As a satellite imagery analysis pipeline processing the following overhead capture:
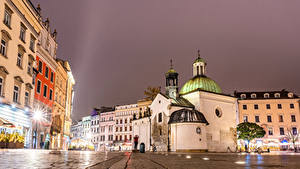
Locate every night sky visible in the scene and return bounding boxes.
[31,0,300,121]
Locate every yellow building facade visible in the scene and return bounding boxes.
[0,0,43,148]
[51,59,68,149]
[235,90,300,151]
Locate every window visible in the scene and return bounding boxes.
[25,91,29,106]
[159,128,162,135]
[13,86,19,103]
[291,115,296,122]
[215,108,222,117]
[0,77,3,96]
[266,104,270,109]
[129,135,132,140]
[158,113,162,122]
[116,127,118,132]
[251,93,256,98]
[120,119,122,124]
[130,126,132,131]
[255,116,260,123]
[267,115,272,122]
[254,104,258,109]
[268,127,273,135]
[280,127,284,135]
[125,119,127,124]
[274,93,280,98]
[27,60,32,75]
[242,105,247,110]
[120,127,122,132]
[115,136,118,141]
[292,127,297,135]
[290,104,294,109]
[243,115,248,122]
[36,80,41,93]
[30,35,35,51]
[4,7,12,27]
[116,120,118,124]
[50,72,54,83]
[125,135,127,141]
[43,85,47,97]
[49,89,53,100]
[264,93,270,98]
[17,52,23,67]
[125,127,127,131]
[20,23,26,42]
[120,135,122,141]
[240,94,246,99]
[279,115,283,122]
[0,39,7,56]
[277,104,282,109]
[45,66,49,78]
[38,61,43,73]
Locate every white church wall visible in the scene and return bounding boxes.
[182,91,238,152]
[133,118,150,151]
[171,123,207,151]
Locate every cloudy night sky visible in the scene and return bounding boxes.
[31,0,300,121]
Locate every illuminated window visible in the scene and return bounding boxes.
[274,93,280,98]
[251,94,256,98]
[243,115,248,122]
[279,115,283,122]
[268,127,273,135]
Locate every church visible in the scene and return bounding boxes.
[133,51,238,152]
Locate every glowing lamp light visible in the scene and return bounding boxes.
[186,155,192,159]
[202,157,210,160]
[235,161,246,165]
[34,110,43,120]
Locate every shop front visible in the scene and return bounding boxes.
[0,103,32,148]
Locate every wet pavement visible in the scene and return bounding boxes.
[1,149,300,169]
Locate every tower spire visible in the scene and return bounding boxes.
[170,59,173,69]
[197,49,201,58]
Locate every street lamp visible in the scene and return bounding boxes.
[33,110,43,149]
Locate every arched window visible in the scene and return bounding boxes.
[251,93,256,99]
[264,93,270,98]
[274,93,280,98]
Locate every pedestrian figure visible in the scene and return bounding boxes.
[134,135,139,150]
[119,146,121,151]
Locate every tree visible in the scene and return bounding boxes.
[144,86,161,101]
[237,122,266,152]
[286,128,299,152]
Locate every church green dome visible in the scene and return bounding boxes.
[179,75,222,95]
[194,57,206,64]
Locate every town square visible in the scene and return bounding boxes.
[0,0,299,168]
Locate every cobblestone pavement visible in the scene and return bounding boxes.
[0,149,122,169]
[1,149,300,169]
[127,152,300,169]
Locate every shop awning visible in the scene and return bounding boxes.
[0,117,15,127]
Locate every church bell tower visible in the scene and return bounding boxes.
[165,59,178,99]
[193,50,206,77]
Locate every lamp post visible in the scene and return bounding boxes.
[34,110,42,149]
